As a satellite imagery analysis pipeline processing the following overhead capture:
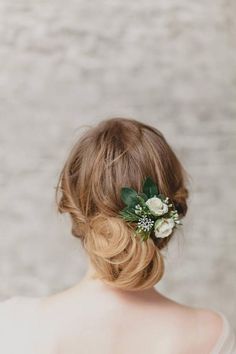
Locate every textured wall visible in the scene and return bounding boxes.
[0,1,236,325]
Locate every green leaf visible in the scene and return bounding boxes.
[136,195,148,207]
[120,187,138,207]
[119,207,140,222]
[141,231,151,242]
[143,176,159,198]
[138,192,148,201]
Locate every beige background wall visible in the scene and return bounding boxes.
[0,1,235,326]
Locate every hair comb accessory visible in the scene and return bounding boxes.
[119,176,182,241]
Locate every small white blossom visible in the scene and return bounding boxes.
[137,216,154,232]
[135,204,142,214]
[145,197,168,216]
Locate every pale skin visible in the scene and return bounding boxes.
[36,259,223,354]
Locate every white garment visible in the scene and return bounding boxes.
[210,310,236,354]
[0,296,235,354]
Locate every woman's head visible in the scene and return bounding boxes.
[56,117,189,291]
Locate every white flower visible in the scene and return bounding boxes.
[145,197,169,216]
[154,218,175,238]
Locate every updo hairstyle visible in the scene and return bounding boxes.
[55,117,189,291]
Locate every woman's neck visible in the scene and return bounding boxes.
[74,259,165,305]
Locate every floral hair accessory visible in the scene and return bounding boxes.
[119,176,182,242]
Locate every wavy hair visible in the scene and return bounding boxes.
[55,117,189,291]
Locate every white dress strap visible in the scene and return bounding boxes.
[210,311,236,354]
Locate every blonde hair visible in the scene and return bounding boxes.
[55,117,189,291]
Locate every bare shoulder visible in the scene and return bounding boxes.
[0,295,41,307]
[0,296,44,353]
[0,296,42,322]
[195,307,224,351]
[176,306,224,354]
[155,294,224,353]
[0,296,23,315]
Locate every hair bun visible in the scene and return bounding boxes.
[79,214,164,291]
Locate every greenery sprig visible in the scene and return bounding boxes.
[119,176,181,241]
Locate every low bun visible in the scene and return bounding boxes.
[79,214,164,291]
